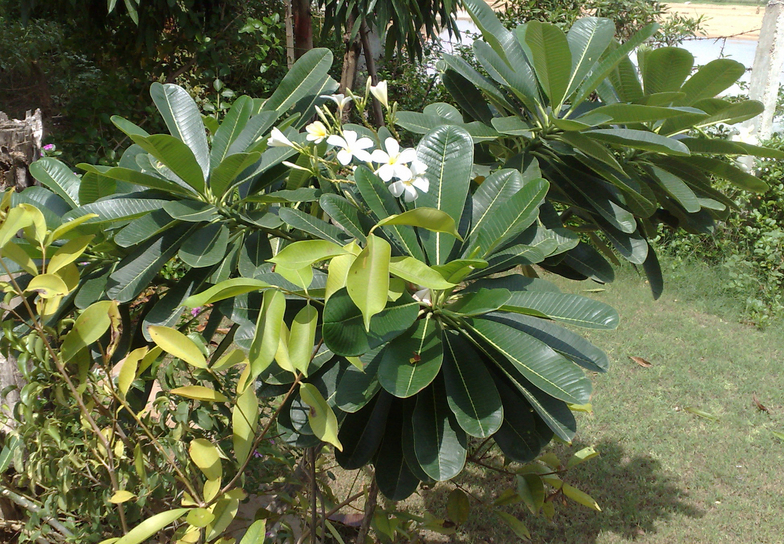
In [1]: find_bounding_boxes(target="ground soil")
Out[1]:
[663,3,765,40]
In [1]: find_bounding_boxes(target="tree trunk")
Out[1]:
[359,20,384,127]
[746,0,784,142]
[291,0,314,60]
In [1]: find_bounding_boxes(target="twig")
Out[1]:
[355,478,378,544]
[0,484,74,539]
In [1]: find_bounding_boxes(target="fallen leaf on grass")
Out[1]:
[684,406,719,421]
[752,394,770,413]
[629,356,652,368]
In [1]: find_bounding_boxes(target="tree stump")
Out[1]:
[0,109,43,192]
[0,109,42,435]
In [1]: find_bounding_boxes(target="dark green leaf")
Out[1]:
[378,314,443,398]
[278,208,347,245]
[179,223,229,268]
[335,392,392,470]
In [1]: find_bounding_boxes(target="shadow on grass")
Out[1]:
[420,439,704,543]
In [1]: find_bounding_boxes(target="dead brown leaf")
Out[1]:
[629,356,652,368]
[753,394,770,413]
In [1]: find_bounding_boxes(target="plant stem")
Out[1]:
[0,484,74,539]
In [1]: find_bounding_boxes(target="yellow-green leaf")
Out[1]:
[186,508,215,528]
[47,235,93,274]
[494,511,530,540]
[212,348,247,372]
[183,278,270,307]
[47,214,99,244]
[346,234,390,330]
[274,263,313,290]
[206,496,240,541]
[26,273,69,299]
[389,256,455,290]
[149,325,207,368]
[170,386,229,403]
[240,519,267,544]
[249,289,285,379]
[567,445,599,468]
[269,239,349,269]
[109,490,136,504]
[61,300,119,362]
[232,385,259,465]
[189,438,222,481]
[115,508,190,544]
[562,483,601,511]
[274,321,295,373]
[288,305,318,377]
[300,383,342,451]
[20,204,47,245]
[0,205,35,248]
[325,253,355,301]
[375,208,463,240]
[118,347,148,398]
[1,241,38,275]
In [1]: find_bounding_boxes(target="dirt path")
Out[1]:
[664,3,764,40]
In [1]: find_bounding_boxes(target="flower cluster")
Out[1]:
[266,81,430,202]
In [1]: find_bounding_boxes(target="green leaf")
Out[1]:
[322,288,419,356]
[587,129,689,155]
[415,126,474,265]
[502,291,619,329]
[686,156,767,193]
[447,288,512,317]
[470,178,549,257]
[78,163,195,197]
[288,305,318,376]
[186,508,215,528]
[142,266,215,339]
[210,95,253,168]
[346,234,391,330]
[170,385,229,403]
[472,40,539,111]
[378,314,442,398]
[335,349,383,413]
[205,495,241,541]
[523,20,572,107]
[319,194,367,243]
[470,169,523,239]
[233,384,259,464]
[278,208,347,245]
[441,53,516,113]
[442,331,503,438]
[389,256,455,290]
[413,377,467,481]
[130,134,205,193]
[336,392,392,469]
[118,347,146,398]
[375,412,421,501]
[109,490,136,504]
[262,49,333,113]
[29,158,80,208]
[61,300,118,362]
[150,82,210,181]
[210,151,262,197]
[107,225,194,303]
[468,316,591,404]
[565,17,615,100]
[148,325,207,368]
[269,240,349,269]
[679,137,784,159]
[178,223,229,268]
[432,259,489,284]
[443,70,494,124]
[650,166,700,213]
[640,47,693,95]
[678,59,745,105]
[354,166,425,261]
[300,383,343,451]
[447,489,470,525]
[572,22,659,107]
[578,103,695,125]
[115,509,189,544]
[500,312,608,372]
[492,377,552,462]
[567,445,599,468]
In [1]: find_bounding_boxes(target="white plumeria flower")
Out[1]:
[371,138,417,182]
[321,93,354,112]
[305,121,328,144]
[267,127,295,148]
[327,130,374,165]
[388,160,429,202]
[412,287,432,305]
[370,80,389,109]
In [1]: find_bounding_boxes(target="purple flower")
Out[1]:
[43,144,55,151]
[191,307,202,317]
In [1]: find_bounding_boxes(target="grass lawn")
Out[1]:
[394,260,784,543]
